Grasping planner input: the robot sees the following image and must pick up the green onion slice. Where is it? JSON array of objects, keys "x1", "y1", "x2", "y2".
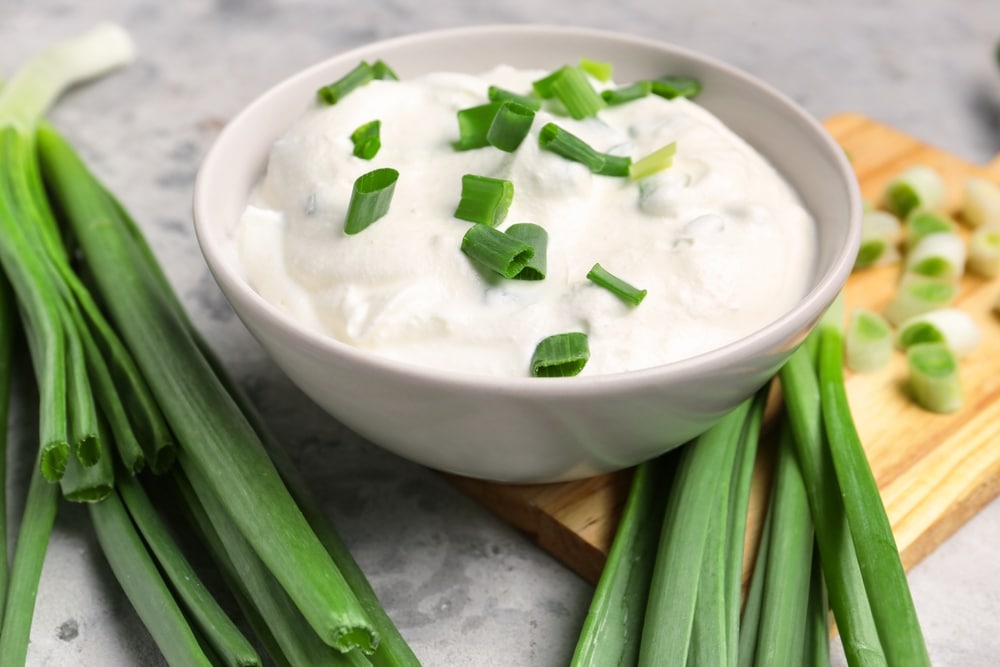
[
  {"x1": 460, "y1": 224, "x2": 534, "y2": 279},
  {"x1": 454, "y1": 102, "x2": 503, "y2": 151},
  {"x1": 486, "y1": 101, "x2": 536, "y2": 153},
  {"x1": 629, "y1": 141, "x2": 677, "y2": 180},
  {"x1": 538, "y1": 122, "x2": 631, "y2": 177},
  {"x1": 601, "y1": 81, "x2": 652, "y2": 106},
  {"x1": 844, "y1": 308, "x2": 893, "y2": 373},
  {"x1": 884, "y1": 166, "x2": 946, "y2": 218},
  {"x1": 530, "y1": 332, "x2": 590, "y2": 377},
  {"x1": 505, "y1": 223, "x2": 548, "y2": 280},
  {"x1": 371, "y1": 59, "x2": 398, "y2": 81},
  {"x1": 907, "y1": 342, "x2": 963, "y2": 413},
  {"x1": 317, "y1": 61, "x2": 377, "y2": 105},
  {"x1": 587, "y1": 263, "x2": 647, "y2": 306},
  {"x1": 649, "y1": 75, "x2": 701, "y2": 99},
  {"x1": 343, "y1": 167, "x2": 398, "y2": 235},
  {"x1": 349, "y1": 120, "x2": 381, "y2": 160},
  {"x1": 488, "y1": 85, "x2": 542, "y2": 111},
  {"x1": 579, "y1": 58, "x2": 613, "y2": 82},
  {"x1": 454, "y1": 174, "x2": 514, "y2": 227},
  {"x1": 532, "y1": 66, "x2": 606, "y2": 119}
]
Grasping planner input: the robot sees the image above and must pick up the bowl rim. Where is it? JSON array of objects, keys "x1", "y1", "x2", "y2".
[{"x1": 193, "y1": 23, "x2": 862, "y2": 395}]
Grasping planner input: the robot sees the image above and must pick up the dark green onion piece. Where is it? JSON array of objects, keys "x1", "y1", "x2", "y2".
[
  {"x1": 579, "y1": 57, "x2": 613, "y2": 82},
  {"x1": 343, "y1": 167, "x2": 398, "y2": 235},
  {"x1": 649, "y1": 75, "x2": 702, "y2": 99},
  {"x1": 505, "y1": 223, "x2": 547, "y2": 280},
  {"x1": 316, "y1": 62, "x2": 374, "y2": 105},
  {"x1": 486, "y1": 101, "x2": 535, "y2": 153},
  {"x1": 370, "y1": 59, "x2": 398, "y2": 81},
  {"x1": 532, "y1": 66, "x2": 569, "y2": 98},
  {"x1": 487, "y1": 85, "x2": 542, "y2": 111},
  {"x1": 453, "y1": 102, "x2": 502, "y2": 151},
  {"x1": 530, "y1": 332, "x2": 590, "y2": 377},
  {"x1": 601, "y1": 81, "x2": 652, "y2": 106},
  {"x1": 548, "y1": 66, "x2": 607, "y2": 119},
  {"x1": 349, "y1": 120, "x2": 381, "y2": 160},
  {"x1": 460, "y1": 224, "x2": 533, "y2": 279},
  {"x1": 538, "y1": 122, "x2": 631, "y2": 177},
  {"x1": 587, "y1": 263, "x2": 647, "y2": 306},
  {"x1": 454, "y1": 174, "x2": 514, "y2": 227}
]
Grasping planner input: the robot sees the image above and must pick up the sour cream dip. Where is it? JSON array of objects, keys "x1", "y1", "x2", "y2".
[{"x1": 236, "y1": 65, "x2": 817, "y2": 377}]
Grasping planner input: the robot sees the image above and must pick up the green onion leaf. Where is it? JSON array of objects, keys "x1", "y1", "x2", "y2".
[
  {"x1": 316, "y1": 60, "x2": 396, "y2": 105},
  {"x1": 579, "y1": 58, "x2": 613, "y2": 82},
  {"x1": 538, "y1": 122, "x2": 631, "y2": 177},
  {"x1": 530, "y1": 332, "x2": 590, "y2": 377},
  {"x1": 454, "y1": 174, "x2": 514, "y2": 227},
  {"x1": 349, "y1": 120, "x2": 381, "y2": 160},
  {"x1": 453, "y1": 102, "x2": 502, "y2": 151},
  {"x1": 505, "y1": 223, "x2": 548, "y2": 280},
  {"x1": 649, "y1": 75, "x2": 701, "y2": 99},
  {"x1": 587, "y1": 263, "x2": 647, "y2": 305},
  {"x1": 548, "y1": 66, "x2": 607, "y2": 119},
  {"x1": 601, "y1": 81, "x2": 652, "y2": 106},
  {"x1": 343, "y1": 167, "x2": 398, "y2": 235},
  {"x1": 907, "y1": 342, "x2": 963, "y2": 413},
  {"x1": 487, "y1": 85, "x2": 542, "y2": 111},
  {"x1": 629, "y1": 141, "x2": 677, "y2": 180},
  {"x1": 460, "y1": 224, "x2": 533, "y2": 279},
  {"x1": 486, "y1": 102, "x2": 536, "y2": 153}
]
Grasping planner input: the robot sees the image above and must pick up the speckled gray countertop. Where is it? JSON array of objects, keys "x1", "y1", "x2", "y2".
[{"x1": 2, "y1": 1, "x2": 1000, "y2": 665}]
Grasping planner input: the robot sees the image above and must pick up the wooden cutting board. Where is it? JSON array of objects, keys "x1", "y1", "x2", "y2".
[{"x1": 447, "y1": 113, "x2": 1000, "y2": 585}]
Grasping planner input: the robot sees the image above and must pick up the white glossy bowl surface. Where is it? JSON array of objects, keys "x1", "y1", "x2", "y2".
[{"x1": 193, "y1": 25, "x2": 861, "y2": 482}]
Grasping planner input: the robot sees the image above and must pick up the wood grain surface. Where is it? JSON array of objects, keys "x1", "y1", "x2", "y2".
[{"x1": 447, "y1": 114, "x2": 1000, "y2": 585}]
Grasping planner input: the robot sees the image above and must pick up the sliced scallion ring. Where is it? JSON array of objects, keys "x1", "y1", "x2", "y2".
[
  {"x1": 844, "y1": 308, "x2": 893, "y2": 373},
  {"x1": 532, "y1": 66, "x2": 606, "y2": 119},
  {"x1": 486, "y1": 101, "x2": 536, "y2": 153},
  {"x1": 883, "y1": 166, "x2": 945, "y2": 218},
  {"x1": 349, "y1": 120, "x2": 381, "y2": 160},
  {"x1": 453, "y1": 102, "x2": 503, "y2": 151},
  {"x1": 454, "y1": 174, "x2": 514, "y2": 227},
  {"x1": 460, "y1": 224, "x2": 533, "y2": 279},
  {"x1": 896, "y1": 308, "x2": 981, "y2": 357},
  {"x1": 530, "y1": 332, "x2": 590, "y2": 377},
  {"x1": 343, "y1": 167, "x2": 398, "y2": 235},
  {"x1": 505, "y1": 223, "x2": 548, "y2": 280},
  {"x1": 906, "y1": 342, "x2": 963, "y2": 413}
]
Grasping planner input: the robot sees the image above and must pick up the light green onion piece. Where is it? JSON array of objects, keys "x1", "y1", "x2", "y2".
[
  {"x1": 601, "y1": 81, "x2": 653, "y2": 106},
  {"x1": 586, "y1": 263, "x2": 647, "y2": 306},
  {"x1": 533, "y1": 66, "x2": 607, "y2": 119},
  {"x1": 505, "y1": 223, "x2": 548, "y2": 280},
  {"x1": 628, "y1": 141, "x2": 677, "y2": 180},
  {"x1": 349, "y1": 120, "x2": 381, "y2": 160},
  {"x1": 453, "y1": 102, "x2": 503, "y2": 151},
  {"x1": 854, "y1": 236, "x2": 894, "y2": 271},
  {"x1": 905, "y1": 208, "x2": 956, "y2": 249},
  {"x1": 907, "y1": 342, "x2": 963, "y2": 413},
  {"x1": 883, "y1": 165, "x2": 946, "y2": 218},
  {"x1": 454, "y1": 174, "x2": 514, "y2": 227},
  {"x1": 486, "y1": 101, "x2": 536, "y2": 153},
  {"x1": 961, "y1": 176, "x2": 1000, "y2": 228},
  {"x1": 904, "y1": 231, "x2": 966, "y2": 282},
  {"x1": 845, "y1": 308, "x2": 893, "y2": 373},
  {"x1": 460, "y1": 224, "x2": 534, "y2": 279},
  {"x1": 530, "y1": 332, "x2": 590, "y2": 377},
  {"x1": 648, "y1": 75, "x2": 701, "y2": 99},
  {"x1": 538, "y1": 122, "x2": 631, "y2": 177},
  {"x1": 883, "y1": 275, "x2": 957, "y2": 325},
  {"x1": 487, "y1": 85, "x2": 542, "y2": 111},
  {"x1": 854, "y1": 209, "x2": 902, "y2": 270},
  {"x1": 896, "y1": 308, "x2": 981, "y2": 357},
  {"x1": 579, "y1": 57, "x2": 613, "y2": 82},
  {"x1": 343, "y1": 167, "x2": 398, "y2": 235},
  {"x1": 968, "y1": 225, "x2": 1000, "y2": 277}
]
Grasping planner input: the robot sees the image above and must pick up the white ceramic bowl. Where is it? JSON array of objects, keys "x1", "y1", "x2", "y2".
[{"x1": 193, "y1": 25, "x2": 861, "y2": 483}]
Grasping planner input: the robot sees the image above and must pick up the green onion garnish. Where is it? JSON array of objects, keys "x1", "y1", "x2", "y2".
[
  {"x1": 453, "y1": 102, "x2": 502, "y2": 151},
  {"x1": 628, "y1": 141, "x2": 677, "y2": 180},
  {"x1": 505, "y1": 223, "x2": 548, "y2": 280},
  {"x1": 453, "y1": 174, "x2": 514, "y2": 227},
  {"x1": 882, "y1": 275, "x2": 956, "y2": 325},
  {"x1": 532, "y1": 66, "x2": 607, "y2": 119},
  {"x1": 601, "y1": 81, "x2": 652, "y2": 106},
  {"x1": 343, "y1": 167, "x2": 398, "y2": 235},
  {"x1": 316, "y1": 59, "x2": 396, "y2": 105},
  {"x1": 883, "y1": 166, "x2": 945, "y2": 218},
  {"x1": 538, "y1": 122, "x2": 631, "y2": 177},
  {"x1": 370, "y1": 59, "x2": 398, "y2": 81},
  {"x1": 530, "y1": 332, "x2": 590, "y2": 377},
  {"x1": 349, "y1": 120, "x2": 381, "y2": 160},
  {"x1": 896, "y1": 308, "x2": 980, "y2": 357},
  {"x1": 906, "y1": 342, "x2": 963, "y2": 413},
  {"x1": 487, "y1": 85, "x2": 542, "y2": 111},
  {"x1": 904, "y1": 209, "x2": 956, "y2": 250},
  {"x1": 486, "y1": 102, "x2": 536, "y2": 153},
  {"x1": 460, "y1": 224, "x2": 534, "y2": 279},
  {"x1": 649, "y1": 75, "x2": 702, "y2": 100},
  {"x1": 586, "y1": 263, "x2": 647, "y2": 306},
  {"x1": 579, "y1": 57, "x2": 613, "y2": 82}
]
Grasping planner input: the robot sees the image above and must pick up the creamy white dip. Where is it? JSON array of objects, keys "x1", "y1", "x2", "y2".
[{"x1": 236, "y1": 66, "x2": 816, "y2": 377}]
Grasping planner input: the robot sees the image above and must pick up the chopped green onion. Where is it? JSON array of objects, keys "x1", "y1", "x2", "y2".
[
  {"x1": 844, "y1": 307, "x2": 893, "y2": 373},
  {"x1": 349, "y1": 120, "x2": 381, "y2": 160},
  {"x1": 883, "y1": 275, "x2": 957, "y2": 325},
  {"x1": 968, "y1": 225, "x2": 1000, "y2": 277},
  {"x1": 316, "y1": 59, "x2": 395, "y2": 105},
  {"x1": 538, "y1": 122, "x2": 631, "y2": 177},
  {"x1": 579, "y1": 57, "x2": 613, "y2": 82},
  {"x1": 343, "y1": 167, "x2": 398, "y2": 235},
  {"x1": 628, "y1": 141, "x2": 677, "y2": 180},
  {"x1": 370, "y1": 59, "x2": 398, "y2": 81},
  {"x1": 961, "y1": 176, "x2": 1000, "y2": 228},
  {"x1": 586, "y1": 262, "x2": 647, "y2": 306},
  {"x1": 648, "y1": 75, "x2": 701, "y2": 100},
  {"x1": 904, "y1": 208, "x2": 956, "y2": 249},
  {"x1": 532, "y1": 66, "x2": 606, "y2": 119},
  {"x1": 906, "y1": 342, "x2": 963, "y2": 413},
  {"x1": 896, "y1": 308, "x2": 981, "y2": 357},
  {"x1": 883, "y1": 165, "x2": 945, "y2": 218},
  {"x1": 454, "y1": 174, "x2": 513, "y2": 227},
  {"x1": 530, "y1": 332, "x2": 589, "y2": 377},
  {"x1": 487, "y1": 85, "x2": 542, "y2": 111},
  {"x1": 854, "y1": 236, "x2": 893, "y2": 270},
  {"x1": 505, "y1": 223, "x2": 548, "y2": 280},
  {"x1": 460, "y1": 224, "x2": 534, "y2": 279},
  {"x1": 532, "y1": 66, "x2": 568, "y2": 97},
  {"x1": 904, "y1": 231, "x2": 966, "y2": 281},
  {"x1": 854, "y1": 210, "x2": 901, "y2": 270},
  {"x1": 601, "y1": 81, "x2": 652, "y2": 106},
  {"x1": 453, "y1": 102, "x2": 502, "y2": 151},
  {"x1": 486, "y1": 101, "x2": 535, "y2": 153}
]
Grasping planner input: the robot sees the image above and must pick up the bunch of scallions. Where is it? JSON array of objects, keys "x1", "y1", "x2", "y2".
[{"x1": 0, "y1": 24, "x2": 420, "y2": 667}]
